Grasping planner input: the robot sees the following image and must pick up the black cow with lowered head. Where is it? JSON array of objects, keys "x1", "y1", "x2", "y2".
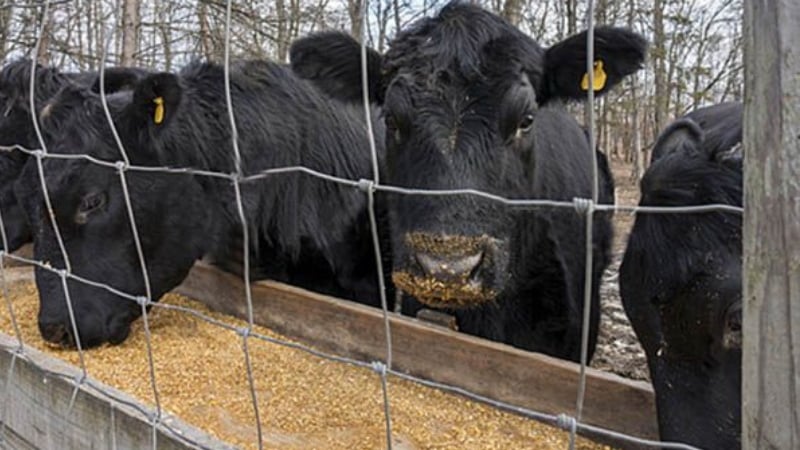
[
  {"x1": 0, "y1": 59, "x2": 145, "y2": 253},
  {"x1": 290, "y1": 1, "x2": 646, "y2": 360},
  {"x1": 14, "y1": 59, "x2": 390, "y2": 348},
  {"x1": 619, "y1": 102, "x2": 743, "y2": 449}
]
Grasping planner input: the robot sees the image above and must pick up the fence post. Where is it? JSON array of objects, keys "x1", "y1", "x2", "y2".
[{"x1": 743, "y1": 0, "x2": 800, "y2": 448}]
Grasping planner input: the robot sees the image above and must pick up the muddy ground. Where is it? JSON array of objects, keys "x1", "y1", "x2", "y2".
[{"x1": 589, "y1": 158, "x2": 649, "y2": 381}]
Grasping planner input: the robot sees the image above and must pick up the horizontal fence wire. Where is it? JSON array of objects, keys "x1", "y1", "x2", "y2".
[
  {"x1": 0, "y1": 1, "x2": 734, "y2": 449},
  {"x1": 1, "y1": 217, "x2": 707, "y2": 450},
  {"x1": 0, "y1": 147, "x2": 735, "y2": 450},
  {"x1": 0, "y1": 143, "x2": 743, "y2": 216}
]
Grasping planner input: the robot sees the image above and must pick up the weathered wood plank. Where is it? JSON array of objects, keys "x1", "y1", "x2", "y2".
[
  {"x1": 0, "y1": 332, "x2": 235, "y2": 450},
  {"x1": 743, "y1": 0, "x2": 800, "y2": 447},
  {"x1": 176, "y1": 262, "x2": 658, "y2": 444},
  {"x1": 1, "y1": 244, "x2": 33, "y2": 269}
]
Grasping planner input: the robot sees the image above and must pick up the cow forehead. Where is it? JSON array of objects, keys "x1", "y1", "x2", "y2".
[{"x1": 382, "y1": 6, "x2": 544, "y2": 95}]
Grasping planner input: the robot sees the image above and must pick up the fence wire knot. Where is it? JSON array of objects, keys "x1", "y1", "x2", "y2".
[
  {"x1": 114, "y1": 160, "x2": 128, "y2": 172},
  {"x1": 370, "y1": 361, "x2": 387, "y2": 377},
  {"x1": 556, "y1": 413, "x2": 578, "y2": 434},
  {"x1": 31, "y1": 149, "x2": 44, "y2": 159},
  {"x1": 147, "y1": 411, "x2": 162, "y2": 427},
  {"x1": 136, "y1": 296, "x2": 151, "y2": 308},
  {"x1": 56, "y1": 268, "x2": 68, "y2": 279},
  {"x1": 236, "y1": 326, "x2": 251, "y2": 338},
  {"x1": 572, "y1": 197, "x2": 594, "y2": 215},
  {"x1": 357, "y1": 178, "x2": 375, "y2": 193},
  {"x1": 73, "y1": 373, "x2": 87, "y2": 387}
]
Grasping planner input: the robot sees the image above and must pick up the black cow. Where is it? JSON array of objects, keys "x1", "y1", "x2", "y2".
[
  {"x1": 290, "y1": 1, "x2": 646, "y2": 360},
  {"x1": 619, "y1": 102, "x2": 743, "y2": 448},
  {"x1": 0, "y1": 59, "x2": 145, "y2": 253},
  {"x1": 14, "y1": 59, "x2": 390, "y2": 348}
]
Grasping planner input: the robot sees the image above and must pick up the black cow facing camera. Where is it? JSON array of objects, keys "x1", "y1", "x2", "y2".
[
  {"x1": 290, "y1": 1, "x2": 646, "y2": 361},
  {"x1": 15, "y1": 60, "x2": 391, "y2": 349},
  {"x1": 620, "y1": 102, "x2": 743, "y2": 449}
]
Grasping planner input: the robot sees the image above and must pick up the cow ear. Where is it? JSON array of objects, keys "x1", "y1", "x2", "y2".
[
  {"x1": 91, "y1": 67, "x2": 148, "y2": 95},
  {"x1": 542, "y1": 26, "x2": 647, "y2": 102},
  {"x1": 129, "y1": 72, "x2": 182, "y2": 129},
  {"x1": 649, "y1": 118, "x2": 704, "y2": 164},
  {"x1": 290, "y1": 31, "x2": 384, "y2": 104}
]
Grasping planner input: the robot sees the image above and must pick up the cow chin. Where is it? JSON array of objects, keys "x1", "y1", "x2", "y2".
[{"x1": 391, "y1": 271, "x2": 497, "y2": 308}]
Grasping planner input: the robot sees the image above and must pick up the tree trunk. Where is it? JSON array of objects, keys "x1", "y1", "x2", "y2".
[
  {"x1": 276, "y1": 0, "x2": 289, "y2": 61},
  {"x1": 121, "y1": 0, "x2": 140, "y2": 66},
  {"x1": 348, "y1": 0, "x2": 363, "y2": 42},
  {"x1": 198, "y1": 2, "x2": 215, "y2": 61},
  {"x1": 36, "y1": 6, "x2": 54, "y2": 66},
  {"x1": 652, "y1": 0, "x2": 668, "y2": 138},
  {"x1": 0, "y1": 2, "x2": 13, "y2": 60},
  {"x1": 566, "y1": 0, "x2": 577, "y2": 35},
  {"x1": 158, "y1": 0, "x2": 172, "y2": 71},
  {"x1": 627, "y1": 0, "x2": 644, "y2": 178},
  {"x1": 502, "y1": 0, "x2": 524, "y2": 26},
  {"x1": 743, "y1": 0, "x2": 800, "y2": 447}
]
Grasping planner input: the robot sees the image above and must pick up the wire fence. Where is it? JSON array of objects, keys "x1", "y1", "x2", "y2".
[{"x1": 0, "y1": 0, "x2": 743, "y2": 449}]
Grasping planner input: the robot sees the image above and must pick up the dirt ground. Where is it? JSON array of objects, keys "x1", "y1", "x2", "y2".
[{"x1": 589, "y1": 158, "x2": 649, "y2": 381}]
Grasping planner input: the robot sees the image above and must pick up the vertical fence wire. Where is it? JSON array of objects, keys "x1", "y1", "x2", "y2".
[
  {"x1": 95, "y1": 20, "x2": 165, "y2": 425},
  {"x1": 0, "y1": 3, "x2": 743, "y2": 450},
  {"x1": 222, "y1": 0, "x2": 264, "y2": 448},
  {"x1": 0, "y1": 251, "x2": 21, "y2": 445},
  {"x1": 360, "y1": 0, "x2": 396, "y2": 447},
  {"x1": 0, "y1": 209, "x2": 8, "y2": 255},
  {"x1": 27, "y1": 1, "x2": 92, "y2": 393},
  {"x1": 572, "y1": 0, "x2": 599, "y2": 449},
  {"x1": 0, "y1": 114, "x2": 20, "y2": 445}
]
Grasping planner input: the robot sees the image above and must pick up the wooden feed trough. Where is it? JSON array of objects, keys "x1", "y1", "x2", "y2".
[{"x1": 0, "y1": 255, "x2": 658, "y2": 449}]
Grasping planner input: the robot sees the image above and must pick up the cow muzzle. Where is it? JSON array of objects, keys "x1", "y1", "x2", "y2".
[{"x1": 392, "y1": 233, "x2": 507, "y2": 308}]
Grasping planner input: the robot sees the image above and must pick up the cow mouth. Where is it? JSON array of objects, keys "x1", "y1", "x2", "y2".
[{"x1": 391, "y1": 271, "x2": 497, "y2": 308}]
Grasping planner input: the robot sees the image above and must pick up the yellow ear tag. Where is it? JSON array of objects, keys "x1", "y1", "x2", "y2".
[
  {"x1": 153, "y1": 96, "x2": 165, "y2": 125},
  {"x1": 580, "y1": 60, "x2": 607, "y2": 92}
]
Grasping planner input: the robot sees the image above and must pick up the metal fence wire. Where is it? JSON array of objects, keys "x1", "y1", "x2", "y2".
[{"x1": 0, "y1": 0, "x2": 742, "y2": 449}]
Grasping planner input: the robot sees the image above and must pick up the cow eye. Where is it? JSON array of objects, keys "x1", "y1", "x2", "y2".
[
  {"x1": 385, "y1": 114, "x2": 402, "y2": 143},
  {"x1": 518, "y1": 114, "x2": 535, "y2": 133},
  {"x1": 77, "y1": 192, "x2": 106, "y2": 222},
  {"x1": 722, "y1": 302, "x2": 742, "y2": 350}
]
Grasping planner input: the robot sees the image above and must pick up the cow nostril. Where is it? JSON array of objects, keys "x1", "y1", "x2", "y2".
[
  {"x1": 415, "y1": 251, "x2": 484, "y2": 281},
  {"x1": 41, "y1": 322, "x2": 71, "y2": 346}
]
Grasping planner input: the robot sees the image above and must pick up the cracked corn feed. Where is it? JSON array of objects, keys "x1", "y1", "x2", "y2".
[{"x1": 0, "y1": 279, "x2": 611, "y2": 450}]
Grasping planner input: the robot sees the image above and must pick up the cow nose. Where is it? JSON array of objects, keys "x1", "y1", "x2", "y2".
[
  {"x1": 415, "y1": 251, "x2": 483, "y2": 283},
  {"x1": 40, "y1": 322, "x2": 72, "y2": 346}
]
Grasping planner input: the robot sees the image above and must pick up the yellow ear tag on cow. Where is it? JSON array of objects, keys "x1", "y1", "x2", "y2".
[
  {"x1": 580, "y1": 60, "x2": 607, "y2": 91},
  {"x1": 153, "y1": 97, "x2": 165, "y2": 125}
]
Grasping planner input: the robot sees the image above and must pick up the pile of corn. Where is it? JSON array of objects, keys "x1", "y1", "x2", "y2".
[{"x1": 0, "y1": 277, "x2": 610, "y2": 450}]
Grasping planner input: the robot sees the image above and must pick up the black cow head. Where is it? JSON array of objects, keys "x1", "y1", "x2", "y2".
[
  {"x1": 620, "y1": 108, "x2": 743, "y2": 448},
  {"x1": 0, "y1": 60, "x2": 146, "y2": 253},
  {"x1": 14, "y1": 71, "x2": 219, "y2": 348},
  {"x1": 291, "y1": 1, "x2": 646, "y2": 308}
]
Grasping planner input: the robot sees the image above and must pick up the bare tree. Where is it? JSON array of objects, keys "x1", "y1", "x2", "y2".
[
  {"x1": 501, "y1": 0, "x2": 523, "y2": 26},
  {"x1": 36, "y1": 4, "x2": 54, "y2": 65},
  {"x1": 348, "y1": 0, "x2": 363, "y2": 41},
  {"x1": 652, "y1": 0, "x2": 668, "y2": 138},
  {"x1": 0, "y1": 1, "x2": 13, "y2": 60},
  {"x1": 121, "y1": 0, "x2": 140, "y2": 66}
]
